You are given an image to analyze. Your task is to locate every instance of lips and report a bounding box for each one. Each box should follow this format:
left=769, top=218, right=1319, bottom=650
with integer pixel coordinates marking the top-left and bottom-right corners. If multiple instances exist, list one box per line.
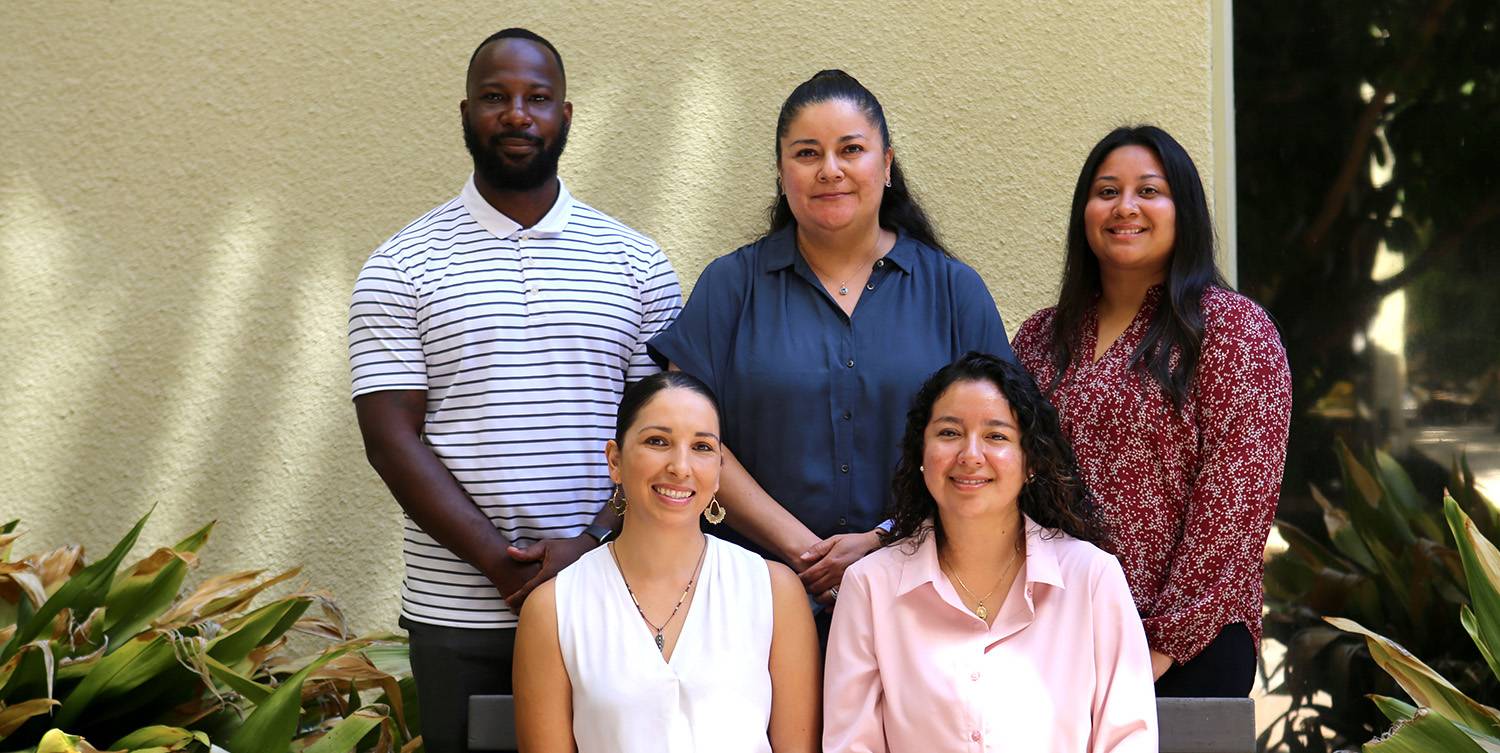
left=651, top=484, right=695, bottom=506
left=812, top=192, right=852, bottom=200
left=1107, top=225, right=1148, bottom=236
left=950, top=477, right=993, bottom=489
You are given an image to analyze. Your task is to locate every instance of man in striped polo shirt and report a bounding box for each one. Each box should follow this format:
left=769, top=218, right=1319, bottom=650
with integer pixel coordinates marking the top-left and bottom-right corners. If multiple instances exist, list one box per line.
left=348, top=28, right=681, bottom=751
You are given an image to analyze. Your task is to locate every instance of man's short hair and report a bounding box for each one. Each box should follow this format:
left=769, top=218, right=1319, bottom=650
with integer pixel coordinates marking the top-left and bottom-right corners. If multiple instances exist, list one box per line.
left=468, top=28, right=565, bottom=82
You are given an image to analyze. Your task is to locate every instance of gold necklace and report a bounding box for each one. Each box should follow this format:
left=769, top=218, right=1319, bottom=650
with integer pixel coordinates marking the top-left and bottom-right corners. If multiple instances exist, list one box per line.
left=609, top=537, right=708, bottom=653
left=941, top=539, right=1024, bottom=620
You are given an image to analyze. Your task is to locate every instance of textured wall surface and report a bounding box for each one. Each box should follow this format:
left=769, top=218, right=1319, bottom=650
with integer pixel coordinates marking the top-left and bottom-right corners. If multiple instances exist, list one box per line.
left=1, top=1, right=1215, bottom=633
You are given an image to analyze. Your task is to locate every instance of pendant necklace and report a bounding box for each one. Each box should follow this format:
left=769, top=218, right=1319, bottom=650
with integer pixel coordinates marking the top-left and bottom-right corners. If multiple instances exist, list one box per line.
left=807, top=236, right=884, bottom=296
left=941, top=538, right=1024, bottom=621
left=610, top=536, right=708, bottom=653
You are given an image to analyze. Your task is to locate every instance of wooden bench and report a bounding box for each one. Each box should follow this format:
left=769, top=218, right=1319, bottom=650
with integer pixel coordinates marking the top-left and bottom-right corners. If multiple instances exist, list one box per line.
left=468, top=695, right=1255, bottom=752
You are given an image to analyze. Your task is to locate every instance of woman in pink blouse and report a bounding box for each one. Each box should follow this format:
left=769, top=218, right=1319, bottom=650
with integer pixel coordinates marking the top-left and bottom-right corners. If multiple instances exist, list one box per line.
left=824, top=352, right=1156, bottom=752
left=1011, top=126, right=1292, bottom=696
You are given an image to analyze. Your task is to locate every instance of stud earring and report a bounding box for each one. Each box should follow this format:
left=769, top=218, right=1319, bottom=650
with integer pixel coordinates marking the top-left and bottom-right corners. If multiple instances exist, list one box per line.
left=885, top=177, right=892, bottom=187
left=609, top=484, right=626, bottom=514
left=703, top=497, right=726, bottom=525
left=919, top=465, right=925, bottom=472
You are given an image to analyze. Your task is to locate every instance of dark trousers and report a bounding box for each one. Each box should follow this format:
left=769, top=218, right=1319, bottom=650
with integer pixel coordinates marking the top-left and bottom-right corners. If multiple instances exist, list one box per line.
left=402, top=617, right=517, bottom=753
left=1155, top=622, right=1256, bottom=697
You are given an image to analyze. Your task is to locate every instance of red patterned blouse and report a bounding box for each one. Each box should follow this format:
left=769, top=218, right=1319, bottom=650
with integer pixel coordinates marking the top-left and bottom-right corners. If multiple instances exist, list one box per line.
left=1012, top=285, right=1292, bottom=663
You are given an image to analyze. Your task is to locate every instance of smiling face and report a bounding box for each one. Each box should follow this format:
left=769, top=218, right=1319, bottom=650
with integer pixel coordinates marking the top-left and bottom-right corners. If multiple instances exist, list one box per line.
left=921, top=379, right=1028, bottom=526
left=461, top=38, right=572, bottom=192
left=605, top=387, right=722, bottom=526
left=1083, top=144, right=1177, bottom=282
left=777, top=98, right=893, bottom=236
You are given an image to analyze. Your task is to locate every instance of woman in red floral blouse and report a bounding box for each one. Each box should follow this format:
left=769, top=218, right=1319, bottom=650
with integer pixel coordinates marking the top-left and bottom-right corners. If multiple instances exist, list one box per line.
left=1011, top=125, right=1291, bottom=697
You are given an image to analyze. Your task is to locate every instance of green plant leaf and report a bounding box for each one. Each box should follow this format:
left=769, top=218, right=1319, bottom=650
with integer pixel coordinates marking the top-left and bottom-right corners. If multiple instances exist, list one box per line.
left=207, top=597, right=311, bottom=668
left=102, top=522, right=215, bottom=648
left=1447, top=496, right=1500, bottom=677
left=0, top=697, right=59, bottom=737
left=1462, top=605, right=1500, bottom=681
left=52, top=632, right=179, bottom=729
left=1312, top=484, right=1380, bottom=572
left=301, top=706, right=388, bottom=753
left=1328, top=616, right=1500, bottom=737
left=226, top=644, right=359, bottom=753
left=0, top=640, right=55, bottom=703
left=2, top=509, right=152, bottom=663
left=110, top=725, right=212, bottom=751
left=1370, top=694, right=1419, bottom=723
left=202, top=653, right=273, bottom=706
left=0, top=520, right=18, bottom=562
left=1362, top=707, right=1490, bottom=752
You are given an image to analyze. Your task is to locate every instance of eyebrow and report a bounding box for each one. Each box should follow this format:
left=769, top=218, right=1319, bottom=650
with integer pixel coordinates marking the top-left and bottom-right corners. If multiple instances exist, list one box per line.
left=788, top=133, right=868, bottom=147
left=641, top=425, right=721, bottom=441
left=931, top=416, right=1016, bottom=430
left=1094, top=173, right=1164, bottom=182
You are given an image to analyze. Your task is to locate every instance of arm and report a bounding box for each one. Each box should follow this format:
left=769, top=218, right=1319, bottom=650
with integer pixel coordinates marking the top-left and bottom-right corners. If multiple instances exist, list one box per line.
left=1089, top=559, right=1157, bottom=753
left=767, top=562, right=821, bottom=753
left=504, top=506, right=617, bottom=609
left=1143, top=302, right=1292, bottom=662
left=513, top=580, right=577, bottom=753
left=821, top=567, right=887, bottom=753
left=953, top=264, right=1016, bottom=364
left=354, top=390, right=538, bottom=598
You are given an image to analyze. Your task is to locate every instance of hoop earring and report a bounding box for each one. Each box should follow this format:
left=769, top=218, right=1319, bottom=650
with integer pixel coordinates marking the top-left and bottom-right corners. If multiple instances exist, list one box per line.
left=703, top=497, right=726, bottom=525
left=609, top=484, right=626, bottom=515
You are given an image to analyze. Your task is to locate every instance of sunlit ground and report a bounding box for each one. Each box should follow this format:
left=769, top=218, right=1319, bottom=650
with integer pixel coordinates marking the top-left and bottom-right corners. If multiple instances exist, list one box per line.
left=1411, top=423, right=1500, bottom=501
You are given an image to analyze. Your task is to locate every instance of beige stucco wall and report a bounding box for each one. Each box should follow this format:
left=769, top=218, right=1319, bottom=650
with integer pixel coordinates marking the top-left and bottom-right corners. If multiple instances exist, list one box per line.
left=0, top=1, right=1216, bottom=634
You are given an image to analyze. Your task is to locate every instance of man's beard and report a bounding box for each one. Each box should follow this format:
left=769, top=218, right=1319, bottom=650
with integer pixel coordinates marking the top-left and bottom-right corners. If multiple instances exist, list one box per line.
left=463, top=116, right=569, bottom=192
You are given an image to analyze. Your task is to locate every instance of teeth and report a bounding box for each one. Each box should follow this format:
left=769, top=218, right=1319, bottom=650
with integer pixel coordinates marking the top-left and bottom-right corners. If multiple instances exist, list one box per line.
left=653, top=486, right=693, bottom=499
left=953, top=479, right=990, bottom=487
left=1110, top=227, right=1146, bottom=235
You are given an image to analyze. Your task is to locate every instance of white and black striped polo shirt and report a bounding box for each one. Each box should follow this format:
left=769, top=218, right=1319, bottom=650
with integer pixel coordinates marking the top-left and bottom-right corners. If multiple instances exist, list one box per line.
left=349, top=176, right=682, bottom=629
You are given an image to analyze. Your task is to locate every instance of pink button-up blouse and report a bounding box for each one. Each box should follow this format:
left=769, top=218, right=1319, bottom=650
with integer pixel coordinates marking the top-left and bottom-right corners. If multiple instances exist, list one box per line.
left=823, top=517, right=1157, bottom=753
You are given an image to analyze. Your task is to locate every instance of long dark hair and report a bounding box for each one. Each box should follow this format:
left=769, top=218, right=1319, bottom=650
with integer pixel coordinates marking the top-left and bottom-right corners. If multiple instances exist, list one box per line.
left=887, top=352, right=1107, bottom=549
left=765, top=69, right=951, bottom=258
left=614, top=372, right=724, bottom=443
left=1050, top=125, right=1226, bottom=409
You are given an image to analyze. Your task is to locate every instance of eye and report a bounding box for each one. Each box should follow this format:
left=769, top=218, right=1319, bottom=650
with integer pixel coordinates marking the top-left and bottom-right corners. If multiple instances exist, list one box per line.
left=644, top=435, right=668, bottom=447
left=693, top=441, right=717, bottom=452
left=530, top=94, right=551, bottom=102
left=934, top=427, right=960, bottom=438
left=794, top=147, right=818, bottom=159
left=987, top=432, right=1009, bottom=442
left=482, top=92, right=502, bottom=102
left=842, top=143, right=865, bottom=155
left=1096, top=186, right=1118, bottom=198
left=1140, top=185, right=1159, bottom=197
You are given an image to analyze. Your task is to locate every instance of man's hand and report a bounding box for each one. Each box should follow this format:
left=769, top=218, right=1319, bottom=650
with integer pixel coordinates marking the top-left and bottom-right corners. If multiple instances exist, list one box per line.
left=798, top=530, right=882, bottom=596
left=1150, top=649, right=1174, bottom=680
left=502, top=534, right=598, bottom=609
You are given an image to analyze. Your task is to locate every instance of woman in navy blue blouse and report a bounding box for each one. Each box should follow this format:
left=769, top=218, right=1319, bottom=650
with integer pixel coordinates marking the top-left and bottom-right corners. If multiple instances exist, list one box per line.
left=649, top=69, right=1015, bottom=614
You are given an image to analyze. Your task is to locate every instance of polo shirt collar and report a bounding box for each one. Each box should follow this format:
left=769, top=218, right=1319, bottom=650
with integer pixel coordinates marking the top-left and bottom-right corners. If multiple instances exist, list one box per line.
left=760, top=225, right=919, bottom=274
left=895, top=514, right=1066, bottom=598
left=461, top=174, right=574, bottom=240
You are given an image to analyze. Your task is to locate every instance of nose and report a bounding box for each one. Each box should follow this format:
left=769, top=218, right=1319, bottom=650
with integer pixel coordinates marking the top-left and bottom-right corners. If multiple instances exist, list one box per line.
left=956, top=434, right=983, bottom=466
left=499, top=95, right=532, bottom=129
left=665, top=444, right=691, bottom=477
left=817, top=152, right=843, bottom=183
left=1112, top=193, right=1139, bottom=218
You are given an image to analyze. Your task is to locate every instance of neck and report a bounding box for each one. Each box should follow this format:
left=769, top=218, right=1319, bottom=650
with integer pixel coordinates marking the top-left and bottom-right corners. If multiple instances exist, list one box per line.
left=474, top=173, right=560, bottom=229
left=612, top=517, right=706, bottom=578
left=795, top=222, right=890, bottom=268
left=937, top=506, right=1024, bottom=573
left=1098, top=268, right=1164, bottom=320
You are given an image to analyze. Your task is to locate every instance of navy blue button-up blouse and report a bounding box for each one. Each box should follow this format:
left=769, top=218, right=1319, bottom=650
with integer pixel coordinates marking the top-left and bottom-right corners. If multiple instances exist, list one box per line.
left=648, top=227, right=1015, bottom=555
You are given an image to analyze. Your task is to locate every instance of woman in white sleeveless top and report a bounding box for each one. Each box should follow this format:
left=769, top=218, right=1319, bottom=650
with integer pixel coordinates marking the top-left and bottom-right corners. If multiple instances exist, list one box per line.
left=514, top=372, right=821, bottom=752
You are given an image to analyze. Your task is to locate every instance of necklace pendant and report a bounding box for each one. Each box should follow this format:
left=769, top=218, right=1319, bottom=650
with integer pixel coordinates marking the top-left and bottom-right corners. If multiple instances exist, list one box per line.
left=975, top=603, right=988, bottom=620
left=838, top=285, right=849, bottom=296
left=655, top=633, right=665, bottom=652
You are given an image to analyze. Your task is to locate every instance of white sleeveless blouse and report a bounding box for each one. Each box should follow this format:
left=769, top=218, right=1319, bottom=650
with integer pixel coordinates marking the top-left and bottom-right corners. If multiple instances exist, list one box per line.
left=556, top=535, right=774, bottom=753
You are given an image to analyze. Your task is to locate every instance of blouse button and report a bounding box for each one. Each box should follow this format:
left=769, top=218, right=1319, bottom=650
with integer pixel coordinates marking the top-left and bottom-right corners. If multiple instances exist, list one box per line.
left=865, top=282, right=875, bottom=291
left=875, top=259, right=885, bottom=268
left=845, top=359, right=855, bottom=368
left=840, top=464, right=850, bottom=473
left=970, top=672, right=980, bottom=682
left=970, top=731, right=981, bottom=742
left=842, top=411, right=851, bottom=421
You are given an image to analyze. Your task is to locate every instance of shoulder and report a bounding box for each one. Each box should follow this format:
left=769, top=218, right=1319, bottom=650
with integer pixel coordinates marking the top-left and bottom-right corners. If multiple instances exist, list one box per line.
left=519, top=578, right=559, bottom=626
left=1011, top=307, right=1059, bottom=368
left=364, top=196, right=468, bottom=268
left=842, top=538, right=914, bottom=588
left=765, top=559, right=803, bottom=597
left=1037, top=530, right=1127, bottom=589
left=1200, top=287, right=1281, bottom=343
left=694, top=237, right=773, bottom=292
left=565, top=198, right=662, bottom=256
